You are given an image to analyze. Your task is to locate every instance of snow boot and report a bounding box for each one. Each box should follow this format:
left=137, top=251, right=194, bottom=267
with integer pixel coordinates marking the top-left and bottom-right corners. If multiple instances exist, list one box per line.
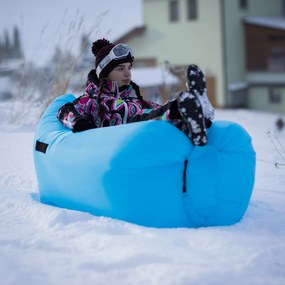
left=185, top=64, right=215, bottom=122
left=177, top=91, right=207, bottom=146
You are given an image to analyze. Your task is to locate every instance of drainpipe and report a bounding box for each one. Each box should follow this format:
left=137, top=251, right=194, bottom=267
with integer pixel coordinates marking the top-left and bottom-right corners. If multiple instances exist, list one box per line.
left=220, top=0, right=229, bottom=108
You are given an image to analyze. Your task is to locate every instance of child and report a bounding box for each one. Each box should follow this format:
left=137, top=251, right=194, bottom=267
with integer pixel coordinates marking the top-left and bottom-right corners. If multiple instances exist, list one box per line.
left=57, top=38, right=214, bottom=146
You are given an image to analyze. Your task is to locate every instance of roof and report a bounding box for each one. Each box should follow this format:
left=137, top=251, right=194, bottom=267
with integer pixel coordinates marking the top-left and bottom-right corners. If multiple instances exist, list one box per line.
left=228, top=82, right=248, bottom=92
left=132, top=67, right=179, bottom=88
left=114, top=26, right=146, bottom=44
left=244, top=16, right=285, bottom=31
left=0, top=59, right=25, bottom=74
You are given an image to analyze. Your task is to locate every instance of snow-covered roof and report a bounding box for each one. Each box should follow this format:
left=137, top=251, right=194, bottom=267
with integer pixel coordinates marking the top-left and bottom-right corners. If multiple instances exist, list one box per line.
left=228, top=82, right=248, bottom=91
left=244, top=16, right=285, bottom=30
left=0, top=59, right=25, bottom=73
left=131, top=67, right=179, bottom=88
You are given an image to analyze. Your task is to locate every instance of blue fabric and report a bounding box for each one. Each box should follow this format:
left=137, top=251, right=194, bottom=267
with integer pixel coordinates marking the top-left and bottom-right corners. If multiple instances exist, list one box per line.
left=33, top=94, right=256, bottom=228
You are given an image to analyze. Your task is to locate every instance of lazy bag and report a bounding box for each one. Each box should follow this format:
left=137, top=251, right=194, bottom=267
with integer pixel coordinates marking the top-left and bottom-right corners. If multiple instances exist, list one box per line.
left=33, top=94, right=256, bottom=228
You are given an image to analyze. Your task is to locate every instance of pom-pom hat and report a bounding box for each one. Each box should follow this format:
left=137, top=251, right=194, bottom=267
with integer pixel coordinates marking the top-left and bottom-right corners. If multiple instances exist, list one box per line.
left=92, top=38, right=134, bottom=78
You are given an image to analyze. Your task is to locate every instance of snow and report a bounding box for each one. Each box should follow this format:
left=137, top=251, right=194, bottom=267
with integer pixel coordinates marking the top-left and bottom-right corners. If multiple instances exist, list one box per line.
left=0, top=106, right=285, bottom=285
left=244, top=16, right=285, bottom=30
left=1, top=1, right=285, bottom=283
left=0, top=77, right=12, bottom=97
left=0, top=59, right=25, bottom=73
left=228, top=82, right=248, bottom=91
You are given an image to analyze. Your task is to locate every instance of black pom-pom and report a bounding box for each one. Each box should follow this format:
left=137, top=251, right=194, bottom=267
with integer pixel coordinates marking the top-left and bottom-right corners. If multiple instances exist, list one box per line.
left=92, top=38, right=112, bottom=56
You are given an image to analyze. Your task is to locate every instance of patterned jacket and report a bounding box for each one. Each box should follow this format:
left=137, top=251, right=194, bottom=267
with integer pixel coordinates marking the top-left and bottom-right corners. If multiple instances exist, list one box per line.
left=57, top=79, right=163, bottom=132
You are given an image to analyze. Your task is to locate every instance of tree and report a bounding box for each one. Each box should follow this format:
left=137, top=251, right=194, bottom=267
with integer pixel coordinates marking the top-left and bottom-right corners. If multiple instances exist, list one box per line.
left=12, top=26, right=23, bottom=58
left=0, top=29, right=10, bottom=60
left=0, top=26, right=24, bottom=61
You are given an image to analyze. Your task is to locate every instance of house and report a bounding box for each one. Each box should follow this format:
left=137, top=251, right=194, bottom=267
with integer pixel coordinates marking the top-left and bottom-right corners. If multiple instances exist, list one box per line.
left=244, top=16, right=285, bottom=113
left=131, top=66, right=179, bottom=103
left=115, top=0, right=285, bottom=113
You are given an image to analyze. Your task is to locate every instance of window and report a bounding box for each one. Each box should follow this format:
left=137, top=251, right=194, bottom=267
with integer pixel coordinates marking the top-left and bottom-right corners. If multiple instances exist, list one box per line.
left=240, top=0, right=248, bottom=10
left=246, top=26, right=285, bottom=71
left=269, top=34, right=285, bottom=42
left=282, top=0, right=285, bottom=16
left=169, top=0, right=179, bottom=22
left=268, top=34, right=285, bottom=71
left=268, top=47, right=285, bottom=71
left=187, top=0, right=198, bottom=20
left=269, top=88, right=282, bottom=103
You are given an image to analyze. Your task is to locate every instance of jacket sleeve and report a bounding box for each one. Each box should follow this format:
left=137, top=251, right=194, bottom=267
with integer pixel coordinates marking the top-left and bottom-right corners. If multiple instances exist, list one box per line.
left=127, top=99, right=172, bottom=123
left=144, top=100, right=161, bottom=109
left=57, top=98, right=95, bottom=132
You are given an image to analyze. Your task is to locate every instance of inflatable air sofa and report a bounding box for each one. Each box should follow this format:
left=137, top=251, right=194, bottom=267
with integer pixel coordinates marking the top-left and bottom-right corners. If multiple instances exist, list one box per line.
left=33, top=94, right=256, bottom=228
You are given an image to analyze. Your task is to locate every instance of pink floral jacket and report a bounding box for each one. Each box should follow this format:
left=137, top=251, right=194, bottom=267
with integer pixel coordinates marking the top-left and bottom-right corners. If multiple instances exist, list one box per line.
left=57, top=79, right=164, bottom=132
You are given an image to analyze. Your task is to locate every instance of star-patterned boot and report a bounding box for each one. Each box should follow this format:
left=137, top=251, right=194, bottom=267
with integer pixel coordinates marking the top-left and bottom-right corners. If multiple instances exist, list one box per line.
left=185, top=64, right=215, bottom=123
left=177, top=91, right=207, bottom=146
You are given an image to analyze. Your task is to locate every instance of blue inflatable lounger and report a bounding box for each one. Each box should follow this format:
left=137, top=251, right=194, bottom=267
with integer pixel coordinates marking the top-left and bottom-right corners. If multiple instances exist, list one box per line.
left=33, top=94, right=256, bottom=228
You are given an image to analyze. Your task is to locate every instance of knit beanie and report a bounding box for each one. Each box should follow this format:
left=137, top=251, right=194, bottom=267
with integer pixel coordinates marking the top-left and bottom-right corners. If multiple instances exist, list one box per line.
left=92, top=38, right=134, bottom=79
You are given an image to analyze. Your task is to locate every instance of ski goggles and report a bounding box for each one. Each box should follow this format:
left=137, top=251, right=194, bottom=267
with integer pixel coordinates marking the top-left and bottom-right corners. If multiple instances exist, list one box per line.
left=96, top=43, right=134, bottom=77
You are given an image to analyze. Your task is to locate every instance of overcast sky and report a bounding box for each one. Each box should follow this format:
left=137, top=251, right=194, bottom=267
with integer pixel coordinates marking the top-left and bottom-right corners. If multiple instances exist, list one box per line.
left=0, top=0, right=143, bottom=66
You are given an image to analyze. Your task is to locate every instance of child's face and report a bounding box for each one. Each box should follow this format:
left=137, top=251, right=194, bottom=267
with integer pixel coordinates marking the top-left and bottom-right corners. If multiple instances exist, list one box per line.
left=108, top=62, right=132, bottom=87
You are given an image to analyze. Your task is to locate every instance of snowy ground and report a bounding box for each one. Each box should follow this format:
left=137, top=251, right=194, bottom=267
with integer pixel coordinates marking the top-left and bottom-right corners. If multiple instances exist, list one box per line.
left=0, top=107, right=285, bottom=285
